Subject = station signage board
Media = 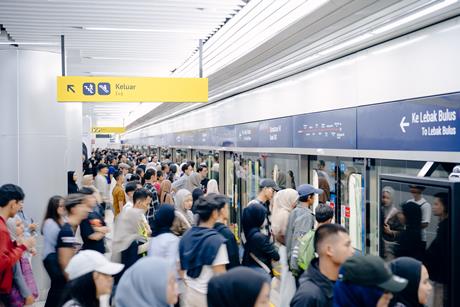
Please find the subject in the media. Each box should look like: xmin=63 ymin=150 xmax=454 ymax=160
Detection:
xmin=357 ymin=93 xmax=460 ymax=151
xmin=258 ymin=117 xmax=293 ymax=148
xmin=213 ymin=126 xmax=236 ymax=147
xmin=293 ymin=108 xmax=357 ymax=149
xmin=193 ymin=129 xmax=213 ymax=147
xmin=91 ymin=127 xmax=125 ymax=134
xmin=236 ymin=122 xmax=260 ymax=147
xmin=57 ymin=76 xmax=208 ymax=102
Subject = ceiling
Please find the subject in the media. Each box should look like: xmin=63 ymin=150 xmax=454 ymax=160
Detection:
xmin=1 ymin=0 xmax=460 ymax=130
xmin=126 ymin=0 xmax=460 ymax=133
xmin=0 ymin=0 xmax=248 ymax=126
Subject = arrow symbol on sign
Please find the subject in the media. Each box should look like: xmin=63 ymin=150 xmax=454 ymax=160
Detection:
xmin=67 ymin=84 xmax=75 ymax=93
xmin=400 ymin=116 xmax=410 ymax=133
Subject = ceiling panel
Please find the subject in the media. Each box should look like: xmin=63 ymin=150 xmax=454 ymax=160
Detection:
xmin=0 ymin=0 xmax=247 ymax=126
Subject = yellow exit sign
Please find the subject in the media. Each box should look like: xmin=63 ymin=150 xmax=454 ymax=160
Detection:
xmin=57 ymin=76 xmax=208 ymax=102
xmin=91 ymin=127 xmax=126 ymax=134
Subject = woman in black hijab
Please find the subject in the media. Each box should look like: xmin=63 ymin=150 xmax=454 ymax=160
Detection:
xmin=152 ymin=204 xmax=176 ymax=237
xmin=67 ymin=171 xmax=79 ymax=194
xmin=390 ymin=257 xmax=432 ymax=307
xmin=207 ymin=267 xmax=270 ymax=307
xmin=394 ymin=201 xmax=424 ymax=261
xmin=241 ymin=203 xmax=280 ymax=279
xmin=191 ymin=188 xmax=204 ymax=214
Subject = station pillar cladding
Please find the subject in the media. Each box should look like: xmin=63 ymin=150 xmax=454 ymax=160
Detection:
xmin=0 ymin=49 xmax=82 ymax=297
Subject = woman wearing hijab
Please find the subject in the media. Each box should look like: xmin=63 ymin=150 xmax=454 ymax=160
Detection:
xmin=148 ymin=204 xmax=179 ymax=259
xmin=172 ymin=189 xmax=194 ymax=236
xmin=115 ymin=257 xmax=178 ymax=307
xmin=7 ymin=218 xmax=38 ymax=306
xmin=186 ymin=172 xmax=202 ymax=193
xmin=160 ymin=180 xmax=174 ymax=205
xmin=276 ymin=172 xmax=287 ymax=190
xmin=394 ymin=202 xmax=424 ymax=261
xmin=206 ymin=179 xmax=219 ymax=195
xmin=270 ymin=189 xmax=298 ymax=307
xmin=207 ymin=267 xmax=270 ymax=307
xmin=381 ymin=186 xmax=404 ymax=260
xmin=67 ymin=171 xmax=79 ymax=194
xmin=271 ymin=188 xmax=298 ymax=245
xmin=179 ymin=196 xmax=228 ymax=307
xmin=242 ymin=203 xmax=280 ymax=280
xmin=390 ymin=257 xmax=432 ymax=307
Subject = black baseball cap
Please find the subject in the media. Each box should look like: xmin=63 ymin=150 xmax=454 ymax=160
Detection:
xmin=260 ymin=179 xmax=281 ymax=191
xmin=340 ymin=255 xmax=407 ymax=292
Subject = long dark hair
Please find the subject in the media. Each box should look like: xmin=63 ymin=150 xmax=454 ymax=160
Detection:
xmin=41 ymin=195 xmax=64 ymax=234
xmin=59 ymin=272 xmax=98 ymax=307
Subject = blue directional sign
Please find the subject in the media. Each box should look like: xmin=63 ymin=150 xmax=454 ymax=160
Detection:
xmin=357 ymin=93 xmax=460 ymax=151
xmin=193 ymin=129 xmax=213 ymax=147
xmin=213 ymin=126 xmax=236 ymax=147
xmin=258 ymin=117 xmax=293 ymax=147
xmin=82 ymin=82 xmax=96 ymax=95
xmin=236 ymin=122 xmax=260 ymax=147
xmin=293 ymin=108 xmax=357 ymax=149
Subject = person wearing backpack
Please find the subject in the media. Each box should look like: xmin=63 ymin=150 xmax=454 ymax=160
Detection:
xmin=285 ymin=184 xmax=323 ymax=281
xmin=294 ymin=204 xmax=334 ymax=276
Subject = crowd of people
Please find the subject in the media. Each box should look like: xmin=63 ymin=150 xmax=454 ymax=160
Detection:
xmin=0 ymin=148 xmax=447 ymax=307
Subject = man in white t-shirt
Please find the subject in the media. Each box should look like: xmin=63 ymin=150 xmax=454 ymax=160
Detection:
xmin=122 ymin=181 xmax=142 ymax=213
xmin=408 ymin=185 xmax=431 ymax=247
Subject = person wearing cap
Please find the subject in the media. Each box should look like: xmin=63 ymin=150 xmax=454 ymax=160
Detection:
xmin=407 ymin=185 xmax=431 ymax=250
xmin=291 ymin=224 xmax=354 ymax=307
xmin=246 ymin=178 xmax=280 ymax=239
xmin=285 ymin=184 xmax=322 ymax=277
xmin=61 ymin=250 xmax=124 ymax=307
xmin=333 ymin=255 xmax=408 ymax=307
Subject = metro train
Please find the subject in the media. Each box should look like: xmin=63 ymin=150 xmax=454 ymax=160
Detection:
xmin=121 ymin=16 xmax=460 ymax=306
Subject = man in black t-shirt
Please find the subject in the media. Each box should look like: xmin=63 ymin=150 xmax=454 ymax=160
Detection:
xmin=79 ymin=188 xmax=108 ymax=254
xmin=198 ymin=164 xmax=209 ymax=193
xmin=57 ymin=193 xmax=91 ymax=280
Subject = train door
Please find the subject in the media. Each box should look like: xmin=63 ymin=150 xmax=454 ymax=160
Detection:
xmin=224 ymin=151 xmax=239 ymax=236
xmin=309 ymin=156 xmax=338 ymax=218
xmin=338 ymin=158 xmax=366 ymax=254
xmin=379 ymin=174 xmax=459 ymax=307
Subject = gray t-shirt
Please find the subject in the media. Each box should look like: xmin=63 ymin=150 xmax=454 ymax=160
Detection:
xmin=42 ymin=218 xmax=61 ymax=260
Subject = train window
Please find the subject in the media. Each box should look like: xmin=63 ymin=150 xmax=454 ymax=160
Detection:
xmin=380 ymin=178 xmax=452 ymax=307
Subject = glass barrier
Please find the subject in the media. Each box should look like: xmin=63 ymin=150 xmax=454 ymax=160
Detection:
xmin=380 ymin=177 xmax=453 ymax=307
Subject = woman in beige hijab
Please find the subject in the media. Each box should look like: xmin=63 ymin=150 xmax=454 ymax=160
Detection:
xmin=171 ymin=189 xmax=193 ymax=236
xmin=205 ymin=179 xmax=219 ymax=195
xmin=271 ymin=188 xmax=298 ymax=245
xmin=272 ymin=188 xmax=298 ymax=307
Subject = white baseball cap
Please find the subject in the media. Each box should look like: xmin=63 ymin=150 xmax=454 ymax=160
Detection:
xmin=65 ymin=250 xmax=124 ymax=280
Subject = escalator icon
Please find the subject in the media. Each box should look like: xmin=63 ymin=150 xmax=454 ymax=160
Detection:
xmin=98 ymin=83 xmax=111 ymax=95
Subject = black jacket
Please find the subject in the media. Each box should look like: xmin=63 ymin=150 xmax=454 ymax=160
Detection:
xmin=290 ymin=258 xmax=334 ymax=307
xmin=424 ymin=218 xmax=449 ymax=283
xmin=214 ymin=222 xmax=240 ymax=270
xmin=242 ymin=230 xmax=279 ymax=273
